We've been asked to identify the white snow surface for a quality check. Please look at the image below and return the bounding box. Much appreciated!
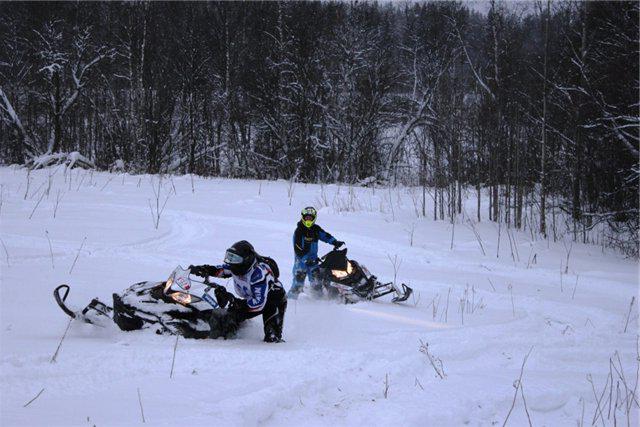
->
[0,166,638,426]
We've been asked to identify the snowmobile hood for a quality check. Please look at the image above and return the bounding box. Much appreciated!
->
[320,249,349,271]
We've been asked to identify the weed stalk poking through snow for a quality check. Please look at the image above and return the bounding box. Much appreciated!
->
[170,335,179,379]
[148,176,171,230]
[444,287,451,322]
[406,221,416,247]
[419,340,446,379]
[50,318,73,363]
[46,230,54,269]
[0,238,9,266]
[53,189,64,218]
[69,236,87,274]
[467,218,486,256]
[623,297,636,333]
[137,387,146,423]
[571,275,580,300]
[387,254,402,289]
[100,176,115,191]
[22,388,45,408]
[502,347,534,427]
[508,284,516,318]
[28,189,46,220]
[563,240,573,274]
[383,373,390,398]
[586,347,640,426]
[23,169,30,200]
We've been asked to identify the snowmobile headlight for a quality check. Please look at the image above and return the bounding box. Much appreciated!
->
[331,269,347,279]
[331,261,354,279]
[169,292,201,305]
[164,277,174,293]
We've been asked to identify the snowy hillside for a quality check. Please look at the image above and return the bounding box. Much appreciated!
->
[1,166,638,426]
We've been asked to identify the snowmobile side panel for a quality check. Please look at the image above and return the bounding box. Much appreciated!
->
[112,293,146,331]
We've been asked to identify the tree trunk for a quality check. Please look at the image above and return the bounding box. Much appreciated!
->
[539,0,550,238]
[51,71,62,153]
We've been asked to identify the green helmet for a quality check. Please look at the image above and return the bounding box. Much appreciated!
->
[301,206,317,228]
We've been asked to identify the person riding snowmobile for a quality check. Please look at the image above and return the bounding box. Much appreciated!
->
[289,206,344,299]
[189,240,286,343]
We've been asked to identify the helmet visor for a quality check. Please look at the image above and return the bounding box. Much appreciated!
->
[224,250,244,265]
[302,214,315,221]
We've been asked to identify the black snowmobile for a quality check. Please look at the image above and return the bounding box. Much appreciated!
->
[313,248,413,304]
[54,266,233,339]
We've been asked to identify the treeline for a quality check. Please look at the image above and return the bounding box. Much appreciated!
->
[0,1,638,253]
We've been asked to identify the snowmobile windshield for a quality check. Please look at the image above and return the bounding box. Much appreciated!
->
[224,250,244,265]
[320,249,349,271]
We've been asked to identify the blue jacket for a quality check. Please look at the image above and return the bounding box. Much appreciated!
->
[293,221,336,263]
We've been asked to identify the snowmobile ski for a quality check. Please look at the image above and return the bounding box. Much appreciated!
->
[54,284,114,326]
[53,285,77,319]
[391,284,413,303]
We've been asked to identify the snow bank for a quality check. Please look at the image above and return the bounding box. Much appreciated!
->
[28,151,95,170]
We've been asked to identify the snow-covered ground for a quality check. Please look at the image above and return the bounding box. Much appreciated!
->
[1,166,638,426]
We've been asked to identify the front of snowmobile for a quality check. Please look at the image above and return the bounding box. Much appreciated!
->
[315,248,413,304]
[54,266,226,338]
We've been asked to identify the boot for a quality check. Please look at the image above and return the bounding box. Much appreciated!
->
[263,312,284,343]
[287,284,303,299]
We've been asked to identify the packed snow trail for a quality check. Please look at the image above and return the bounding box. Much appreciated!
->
[0,167,637,426]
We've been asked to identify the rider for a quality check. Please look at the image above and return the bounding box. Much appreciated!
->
[289,206,344,299]
[189,240,286,343]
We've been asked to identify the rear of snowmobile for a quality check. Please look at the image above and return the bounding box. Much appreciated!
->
[53,266,223,338]
[316,248,413,304]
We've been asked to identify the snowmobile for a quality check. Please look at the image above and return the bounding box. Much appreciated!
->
[313,248,413,304]
[53,266,228,339]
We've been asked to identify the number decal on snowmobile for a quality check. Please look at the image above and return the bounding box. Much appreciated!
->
[176,276,190,290]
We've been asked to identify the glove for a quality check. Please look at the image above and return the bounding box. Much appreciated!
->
[189,265,206,277]
[333,241,345,249]
[214,285,235,309]
[189,264,219,278]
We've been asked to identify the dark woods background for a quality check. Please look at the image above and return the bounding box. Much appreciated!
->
[0,1,638,254]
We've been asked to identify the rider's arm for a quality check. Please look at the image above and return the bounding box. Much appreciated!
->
[190,264,232,279]
[293,227,306,257]
[317,225,337,245]
[213,264,233,279]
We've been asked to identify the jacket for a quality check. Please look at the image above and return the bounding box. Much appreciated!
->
[292,221,336,262]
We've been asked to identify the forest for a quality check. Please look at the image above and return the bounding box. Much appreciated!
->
[0,1,638,254]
